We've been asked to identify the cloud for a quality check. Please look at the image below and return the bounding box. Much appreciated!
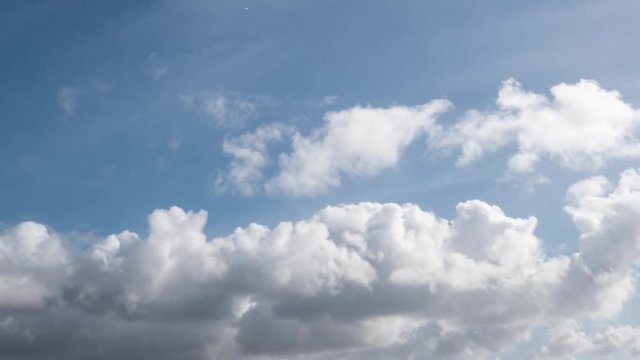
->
[147,52,168,80]
[321,95,339,106]
[220,79,640,197]
[1,169,640,358]
[57,86,79,116]
[264,100,451,196]
[167,132,182,151]
[431,78,640,175]
[215,124,289,196]
[152,65,168,80]
[564,168,640,274]
[182,93,258,128]
[536,322,640,359]
[0,222,68,309]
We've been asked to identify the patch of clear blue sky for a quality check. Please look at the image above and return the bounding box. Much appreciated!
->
[1,0,639,254]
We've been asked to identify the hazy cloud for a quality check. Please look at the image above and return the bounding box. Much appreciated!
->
[182,93,259,128]
[57,86,79,116]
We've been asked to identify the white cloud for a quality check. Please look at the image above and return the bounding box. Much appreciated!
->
[537,322,640,359]
[2,169,640,358]
[431,78,640,175]
[215,124,289,196]
[220,79,640,198]
[265,100,451,196]
[57,86,79,116]
[0,222,67,309]
[564,168,640,274]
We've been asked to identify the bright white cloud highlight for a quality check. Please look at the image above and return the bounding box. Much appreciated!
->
[2,169,640,359]
[265,100,450,196]
[218,100,451,196]
[432,78,640,174]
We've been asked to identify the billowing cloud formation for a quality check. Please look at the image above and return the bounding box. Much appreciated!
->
[219,79,640,197]
[432,78,640,174]
[536,322,640,359]
[1,169,640,359]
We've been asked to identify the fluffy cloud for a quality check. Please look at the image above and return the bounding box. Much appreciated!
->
[432,78,640,175]
[1,169,640,359]
[218,100,450,196]
[265,100,450,196]
[565,168,640,274]
[215,124,289,196]
[219,79,640,197]
[536,322,640,359]
[0,222,68,309]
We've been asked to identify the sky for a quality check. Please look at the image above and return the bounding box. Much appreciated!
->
[2,0,640,359]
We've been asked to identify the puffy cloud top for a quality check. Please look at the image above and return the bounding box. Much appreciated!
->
[432,79,640,175]
[1,169,640,359]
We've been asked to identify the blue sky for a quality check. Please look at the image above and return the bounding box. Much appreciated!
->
[3,0,639,236]
[2,1,640,359]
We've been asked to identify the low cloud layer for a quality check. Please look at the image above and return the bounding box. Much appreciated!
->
[2,169,640,359]
[218,79,640,197]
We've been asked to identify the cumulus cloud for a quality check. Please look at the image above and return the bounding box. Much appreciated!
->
[1,169,640,358]
[536,322,640,359]
[215,124,290,196]
[265,100,451,196]
[432,78,640,175]
[564,168,640,274]
[217,100,450,197]
[220,79,640,197]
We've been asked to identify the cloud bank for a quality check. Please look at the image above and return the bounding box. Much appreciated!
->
[2,169,640,359]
